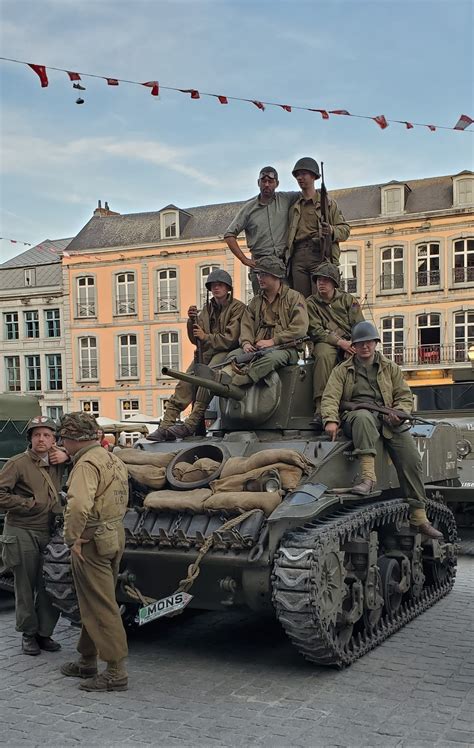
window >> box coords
[24,268,36,286]
[453,177,473,207]
[158,397,170,419]
[46,354,62,391]
[120,399,140,420]
[382,187,402,215]
[159,331,179,374]
[4,312,19,340]
[47,406,64,420]
[116,272,136,315]
[5,356,21,392]
[76,276,96,317]
[79,337,98,379]
[157,269,178,312]
[199,265,220,307]
[380,247,404,291]
[118,334,138,378]
[25,355,41,391]
[81,400,100,417]
[161,211,178,239]
[24,310,39,338]
[417,313,441,364]
[453,238,474,284]
[416,243,440,287]
[244,272,253,304]
[45,308,61,337]
[454,311,474,362]
[381,317,404,364]
[340,250,358,293]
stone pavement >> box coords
[0,559,473,748]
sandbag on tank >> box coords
[172,458,221,484]
[220,449,313,478]
[126,464,167,489]
[144,488,212,513]
[115,448,176,468]
[203,491,282,516]
[211,463,303,492]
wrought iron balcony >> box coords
[156,296,178,313]
[118,364,138,378]
[76,302,96,318]
[79,366,98,380]
[415,270,440,287]
[453,266,474,283]
[116,299,136,315]
[380,273,404,291]
[383,343,474,367]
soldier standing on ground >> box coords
[0,416,68,655]
[147,269,246,441]
[58,413,130,692]
[224,166,299,295]
[307,263,364,430]
[286,157,350,297]
[321,322,443,540]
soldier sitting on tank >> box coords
[147,269,246,442]
[222,256,309,388]
[0,416,69,655]
[321,321,443,540]
[307,262,365,431]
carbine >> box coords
[211,336,310,369]
[340,401,435,426]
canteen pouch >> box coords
[94,523,120,557]
[0,536,20,569]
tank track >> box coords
[272,498,457,668]
[42,530,80,624]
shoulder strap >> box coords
[37,464,59,502]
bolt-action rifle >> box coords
[211,336,310,369]
[320,162,332,263]
[340,401,435,426]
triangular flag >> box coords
[309,109,329,119]
[180,89,200,99]
[280,105,291,112]
[28,63,49,88]
[143,81,159,96]
[216,95,228,104]
[373,114,389,129]
[67,72,81,81]
[329,109,350,115]
[453,114,473,131]
[252,100,265,110]
[106,78,119,86]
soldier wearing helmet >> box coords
[307,263,365,431]
[321,322,443,540]
[0,415,69,656]
[286,157,350,297]
[58,412,130,692]
[147,268,246,441]
[224,165,300,295]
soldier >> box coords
[224,256,309,387]
[0,416,68,655]
[321,322,443,539]
[147,269,246,441]
[224,166,299,295]
[286,157,350,297]
[307,262,365,431]
[58,412,130,691]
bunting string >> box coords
[0,237,32,246]
[0,56,471,134]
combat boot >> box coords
[351,455,377,495]
[22,634,40,656]
[146,403,181,441]
[79,659,128,692]
[36,635,61,652]
[410,508,444,540]
[60,656,98,678]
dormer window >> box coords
[381,183,410,216]
[453,174,473,207]
[161,210,178,239]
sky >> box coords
[0,0,473,263]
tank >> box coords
[44,362,458,667]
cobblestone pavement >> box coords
[0,558,473,748]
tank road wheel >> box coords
[272,499,457,668]
[377,557,402,615]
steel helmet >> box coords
[205,269,233,290]
[312,262,340,288]
[351,321,381,344]
[58,412,99,441]
[255,256,286,279]
[292,157,320,178]
[26,416,57,440]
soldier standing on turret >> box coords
[286,157,350,298]
[147,269,246,442]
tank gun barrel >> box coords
[162,367,246,401]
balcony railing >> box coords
[116,299,136,315]
[380,273,404,291]
[383,343,474,366]
[76,302,96,317]
[157,296,178,313]
[416,270,440,287]
[79,366,98,379]
[453,266,474,284]
[118,364,138,378]
[340,278,357,294]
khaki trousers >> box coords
[71,526,128,664]
[2,522,59,637]
[313,343,340,405]
[231,347,297,383]
[290,243,323,298]
[162,352,230,427]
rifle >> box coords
[190,310,207,435]
[211,336,310,369]
[319,162,332,263]
[340,401,434,426]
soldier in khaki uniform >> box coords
[147,269,246,441]
[321,322,443,539]
[286,157,350,297]
[225,256,309,388]
[307,263,365,430]
[0,416,68,655]
[58,413,130,692]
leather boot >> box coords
[351,455,377,495]
[351,478,377,496]
[410,508,444,540]
[61,658,98,678]
[146,427,171,442]
[166,422,193,439]
[22,634,41,656]
[36,635,61,652]
[79,659,128,692]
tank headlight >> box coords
[244,469,281,493]
[263,476,281,493]
[457,439,472,457]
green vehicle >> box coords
[45,362,458,666]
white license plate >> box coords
[138,591,193,625]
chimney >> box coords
[93,199,120,217]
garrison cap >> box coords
[312,262,341,288]
[59,412,99,441]
[258,166,279,180]
[255,256,286,279]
